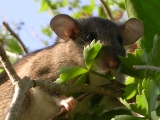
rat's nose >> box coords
[108,59,118,68]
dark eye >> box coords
[118,35,123,44]
[86,31,97,41]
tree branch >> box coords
[0,43,21,84]
[0,43,34,120]
[6,51,22,59]
[133,65,160,72]
[3,21,29,54]
[35,80,123,97]
[99,0,114,21]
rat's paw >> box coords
[60,97,77,111]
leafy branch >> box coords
[0,40,125,120]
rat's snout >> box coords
[108,58,118,68]
[102,55,120,70]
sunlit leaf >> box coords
[83,40,102,69]
[39,0,49,12]
[141,79,159,113]
[55,66,88,84]
[120,90,149,117]
[151,111,160,120]
[74,72,88,85]
[124,84,137,100]
[130,90,149,117]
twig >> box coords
[99,0,114,21]
[3,21,28,54]
[133,65,160,72]
[6,51,23,59]
[0,43,21,84]
[35,80,124,97]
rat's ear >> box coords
[50,14,79,40]
[119,18,144,45]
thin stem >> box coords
[134,65,160,72]
[99,0,114,21]
[3,21,28,54]
[0,43,21,84]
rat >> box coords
[0,14,143,120]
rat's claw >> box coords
[60,97,77,111]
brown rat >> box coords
[0,14,143,120]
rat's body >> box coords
[0,14,143,120]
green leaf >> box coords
[82,5,92,14]
[67,73,88,97]
[130,90,149,117]
[39,0,49,12]
[119,90,149,117]
[141,79,159,113]
[6,38,23,54]
[156,104,160,116]
[151,111,160,120]
[155,73,160,86]
[74,72,88,85]
[124,84,137,100]
[55,66,88,84]
[112,115,144,120]
[41,25,52,37]
[100,108,132,120]
[152,34,160,67]
[120,49,148,78]
[112,0,125,10]
[90,0,95,9]
[83,40,102,69]
[124,76,142,100]
[126,0,160,53]
[124,78,159,117]
[119,98,131,110]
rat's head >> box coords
[50,14,143,74]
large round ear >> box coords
[119,18,144,45]
[50,14,79,40]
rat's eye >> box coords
[86,31,97,41]
[118,35,123,44]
